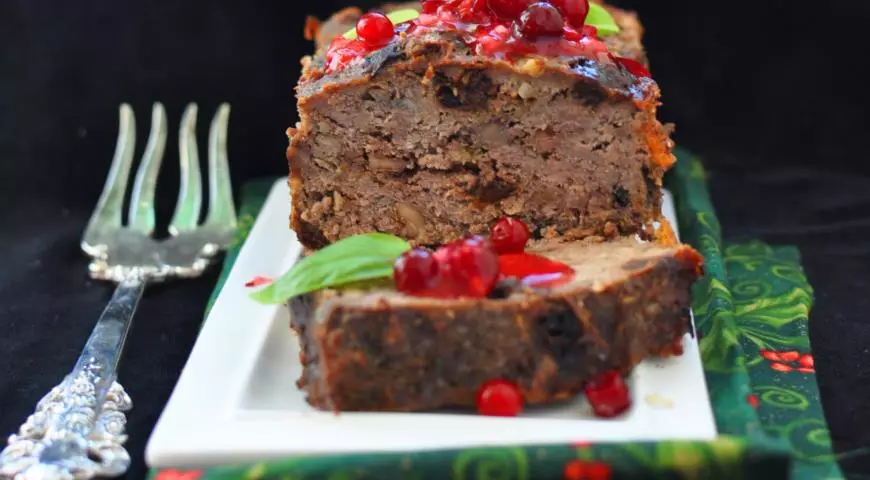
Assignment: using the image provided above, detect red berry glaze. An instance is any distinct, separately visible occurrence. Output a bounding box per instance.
[490,216,531,254]
[356,12,395,47]
[614,56,652,78]
[433,236,500,298]
[584,371,631,418]
[499,253,574,287]
[487,0,531,19]
[550,0,589,29]
[421,0,446,13]
[477,379,523,416]
[324,37,369,71]
[394,248,439,295]
[517,2,565,40]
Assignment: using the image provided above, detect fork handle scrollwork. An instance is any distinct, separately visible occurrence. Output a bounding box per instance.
[0,271,145,479]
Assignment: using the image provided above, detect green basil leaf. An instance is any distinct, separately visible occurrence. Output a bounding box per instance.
[343,9,421,40]
[587,3,620,36]
[250,233,411,304]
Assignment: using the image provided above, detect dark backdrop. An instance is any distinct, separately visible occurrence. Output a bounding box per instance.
[2,0,869,478]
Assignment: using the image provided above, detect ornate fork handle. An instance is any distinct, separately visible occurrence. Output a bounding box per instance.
[0,271,145,479]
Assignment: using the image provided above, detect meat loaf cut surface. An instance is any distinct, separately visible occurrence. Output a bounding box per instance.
[290,238,703,412]
[289,2,676,250]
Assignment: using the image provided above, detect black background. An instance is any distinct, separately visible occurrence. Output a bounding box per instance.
[2,0,869,478]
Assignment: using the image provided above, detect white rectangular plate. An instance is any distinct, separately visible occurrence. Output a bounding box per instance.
[146,179,717,468]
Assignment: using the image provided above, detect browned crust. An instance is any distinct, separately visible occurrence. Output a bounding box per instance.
[290,244,703,412]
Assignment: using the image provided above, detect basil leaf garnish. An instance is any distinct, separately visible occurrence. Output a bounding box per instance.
[250,233,411,304]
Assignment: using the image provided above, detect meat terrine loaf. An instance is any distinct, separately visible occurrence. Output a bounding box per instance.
[291,237,702,412]
[289,1,676,250]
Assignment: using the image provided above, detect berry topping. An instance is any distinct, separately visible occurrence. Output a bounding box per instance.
[487,0,531,19]
[550,0,589,29]
[490,217,531,254]
[324,37,369,71]
[421,0,446,14]
[584,371,631,418]
[499,253,574,287]
[394,248,439,295]
[614,56,652,78]
[433,236,500,298]
[517,2,565,40]
[476,379,524,416]
[356,12,395,47]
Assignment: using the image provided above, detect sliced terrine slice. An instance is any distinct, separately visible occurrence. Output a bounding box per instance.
[290,237,703,412]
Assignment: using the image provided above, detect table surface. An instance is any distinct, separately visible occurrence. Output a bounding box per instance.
[2,0,869,478]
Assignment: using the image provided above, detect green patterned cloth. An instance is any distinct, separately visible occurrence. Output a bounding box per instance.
[149,149,841,480]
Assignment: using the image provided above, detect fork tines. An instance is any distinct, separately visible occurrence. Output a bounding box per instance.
[82,103,237,257]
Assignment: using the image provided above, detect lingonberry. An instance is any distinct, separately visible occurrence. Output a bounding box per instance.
[356,12,395,47]
[476,379,524,416]
[490,216,531,254]
[394,248,439,295]
[517,2,565,40]
[433,236,500,298]
[584,371,631,418]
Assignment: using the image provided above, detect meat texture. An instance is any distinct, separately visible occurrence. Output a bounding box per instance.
[289,3,675,249]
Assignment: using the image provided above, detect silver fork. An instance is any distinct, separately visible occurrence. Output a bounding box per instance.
[0,103,237,479]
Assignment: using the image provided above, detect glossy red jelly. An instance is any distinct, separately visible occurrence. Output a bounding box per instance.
[499,252,574,288]
[614,56,652,78]
[550,0,589,29]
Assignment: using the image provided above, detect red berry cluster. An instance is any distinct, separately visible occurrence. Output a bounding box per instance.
[324,13,397,71]
[393,216,531,298]
[473,370,632,418]
[422,0,590,40]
